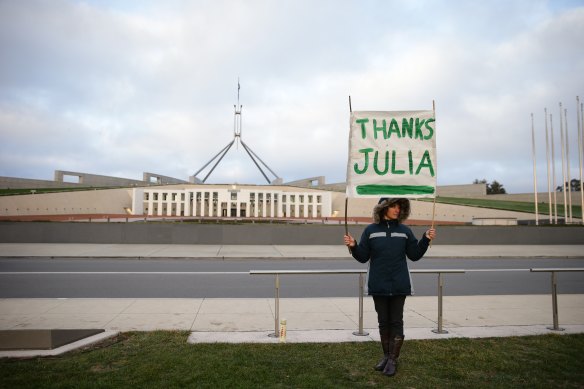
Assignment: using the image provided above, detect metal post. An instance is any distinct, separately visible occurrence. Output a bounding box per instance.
[550,114,558,224]
[531,113,539,225]
[548,271,565,331]
[565,108,573,223]
[544,108,553,224]
[268,273,281,338]
[353,273,369,336]
[432,273,448,334]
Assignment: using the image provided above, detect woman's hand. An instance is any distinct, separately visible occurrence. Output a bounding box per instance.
[425,228,436,240]
[343,234,356,248]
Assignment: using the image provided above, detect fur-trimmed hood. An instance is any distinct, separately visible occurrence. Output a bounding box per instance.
[373,198,411,223]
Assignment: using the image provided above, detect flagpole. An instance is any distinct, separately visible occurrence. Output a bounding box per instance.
[559,103,568,224]
[579,96,584,225]
[531,113,539,226]
[550,113,558,223]
[545,108,552,224]
[565,107,573,223]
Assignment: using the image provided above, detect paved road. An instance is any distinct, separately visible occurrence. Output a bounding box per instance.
[1,257,583,298]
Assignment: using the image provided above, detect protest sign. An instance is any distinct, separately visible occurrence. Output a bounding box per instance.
[346,110,436,198]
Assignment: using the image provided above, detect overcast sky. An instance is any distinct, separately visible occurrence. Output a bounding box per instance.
[1,0,583,193]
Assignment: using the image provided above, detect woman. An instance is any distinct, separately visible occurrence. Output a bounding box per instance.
[343,197,436,377]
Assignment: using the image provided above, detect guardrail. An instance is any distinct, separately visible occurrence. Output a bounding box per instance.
[251,268,584,338]
[250,269,465,338]
[530,268,584,331]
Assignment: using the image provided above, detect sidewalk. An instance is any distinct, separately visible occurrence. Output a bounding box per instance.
[1,243,584,258]
[1,295,583,357]
[1,243,583,357]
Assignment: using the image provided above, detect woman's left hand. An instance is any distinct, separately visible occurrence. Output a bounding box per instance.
[425,228,436,240]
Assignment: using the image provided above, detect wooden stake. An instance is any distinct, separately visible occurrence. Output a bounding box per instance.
[431,100,437,244]
[345,96,352,252]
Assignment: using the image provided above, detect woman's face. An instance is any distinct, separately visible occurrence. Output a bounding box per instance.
[384,204,401,220]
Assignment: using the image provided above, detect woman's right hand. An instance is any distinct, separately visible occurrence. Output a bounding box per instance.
[343,234,356,248]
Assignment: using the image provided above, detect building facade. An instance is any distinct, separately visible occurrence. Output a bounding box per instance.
[132,185,332,218]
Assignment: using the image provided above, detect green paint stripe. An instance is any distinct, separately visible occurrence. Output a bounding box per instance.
[356,185,435,196]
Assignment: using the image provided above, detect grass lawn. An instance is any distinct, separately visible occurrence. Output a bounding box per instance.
[1,332,583,388]
[427,197,582,219]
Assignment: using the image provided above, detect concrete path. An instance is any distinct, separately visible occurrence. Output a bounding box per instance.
[0,295,582,355]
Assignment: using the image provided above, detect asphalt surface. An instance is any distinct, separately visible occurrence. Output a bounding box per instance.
[1,257,584,298]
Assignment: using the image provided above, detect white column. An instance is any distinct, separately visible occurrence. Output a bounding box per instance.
[195,192,201,216]
[203,192,208,217]
[157,191,163,216]
[312,197,317,218]
[274,193,280,218]
[184,191,190,216]
[166,192,173,216]
[147,192,154,216]
[254,193,258,217]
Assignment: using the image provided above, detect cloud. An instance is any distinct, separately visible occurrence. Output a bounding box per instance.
[0,0,582,194]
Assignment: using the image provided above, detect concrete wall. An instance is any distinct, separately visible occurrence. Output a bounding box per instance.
[0,176,82,190]
[437,183,486,197]
[0,189,133,216]
[143,172,188,185]
[54,171,145,187]
[312,183,488,197]
[1,222,582,245]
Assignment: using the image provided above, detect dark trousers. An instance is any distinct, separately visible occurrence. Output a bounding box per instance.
[373,295,406,337]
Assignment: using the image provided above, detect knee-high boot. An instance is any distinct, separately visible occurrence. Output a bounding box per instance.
[382,335,404,376]
[374,331,393,371]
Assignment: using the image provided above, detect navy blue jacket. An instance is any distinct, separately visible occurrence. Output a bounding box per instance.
[351,219,430,296]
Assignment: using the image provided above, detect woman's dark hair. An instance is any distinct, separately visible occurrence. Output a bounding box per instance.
[372,198,411,223]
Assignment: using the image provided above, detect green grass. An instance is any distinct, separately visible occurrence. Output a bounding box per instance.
[426,196,582,219]
[1,332,583,388]
[0,187,112,196]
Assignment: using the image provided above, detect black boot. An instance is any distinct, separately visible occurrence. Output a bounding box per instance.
[382,335,404,377]
[374,331,393,371]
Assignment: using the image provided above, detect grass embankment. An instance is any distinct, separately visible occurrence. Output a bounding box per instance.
[429,197,582,219]
[1,332,583,388]
[0,187,109,196]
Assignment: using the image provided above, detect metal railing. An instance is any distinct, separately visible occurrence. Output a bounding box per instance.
[530,268,584,331]
[249,269,465,337]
